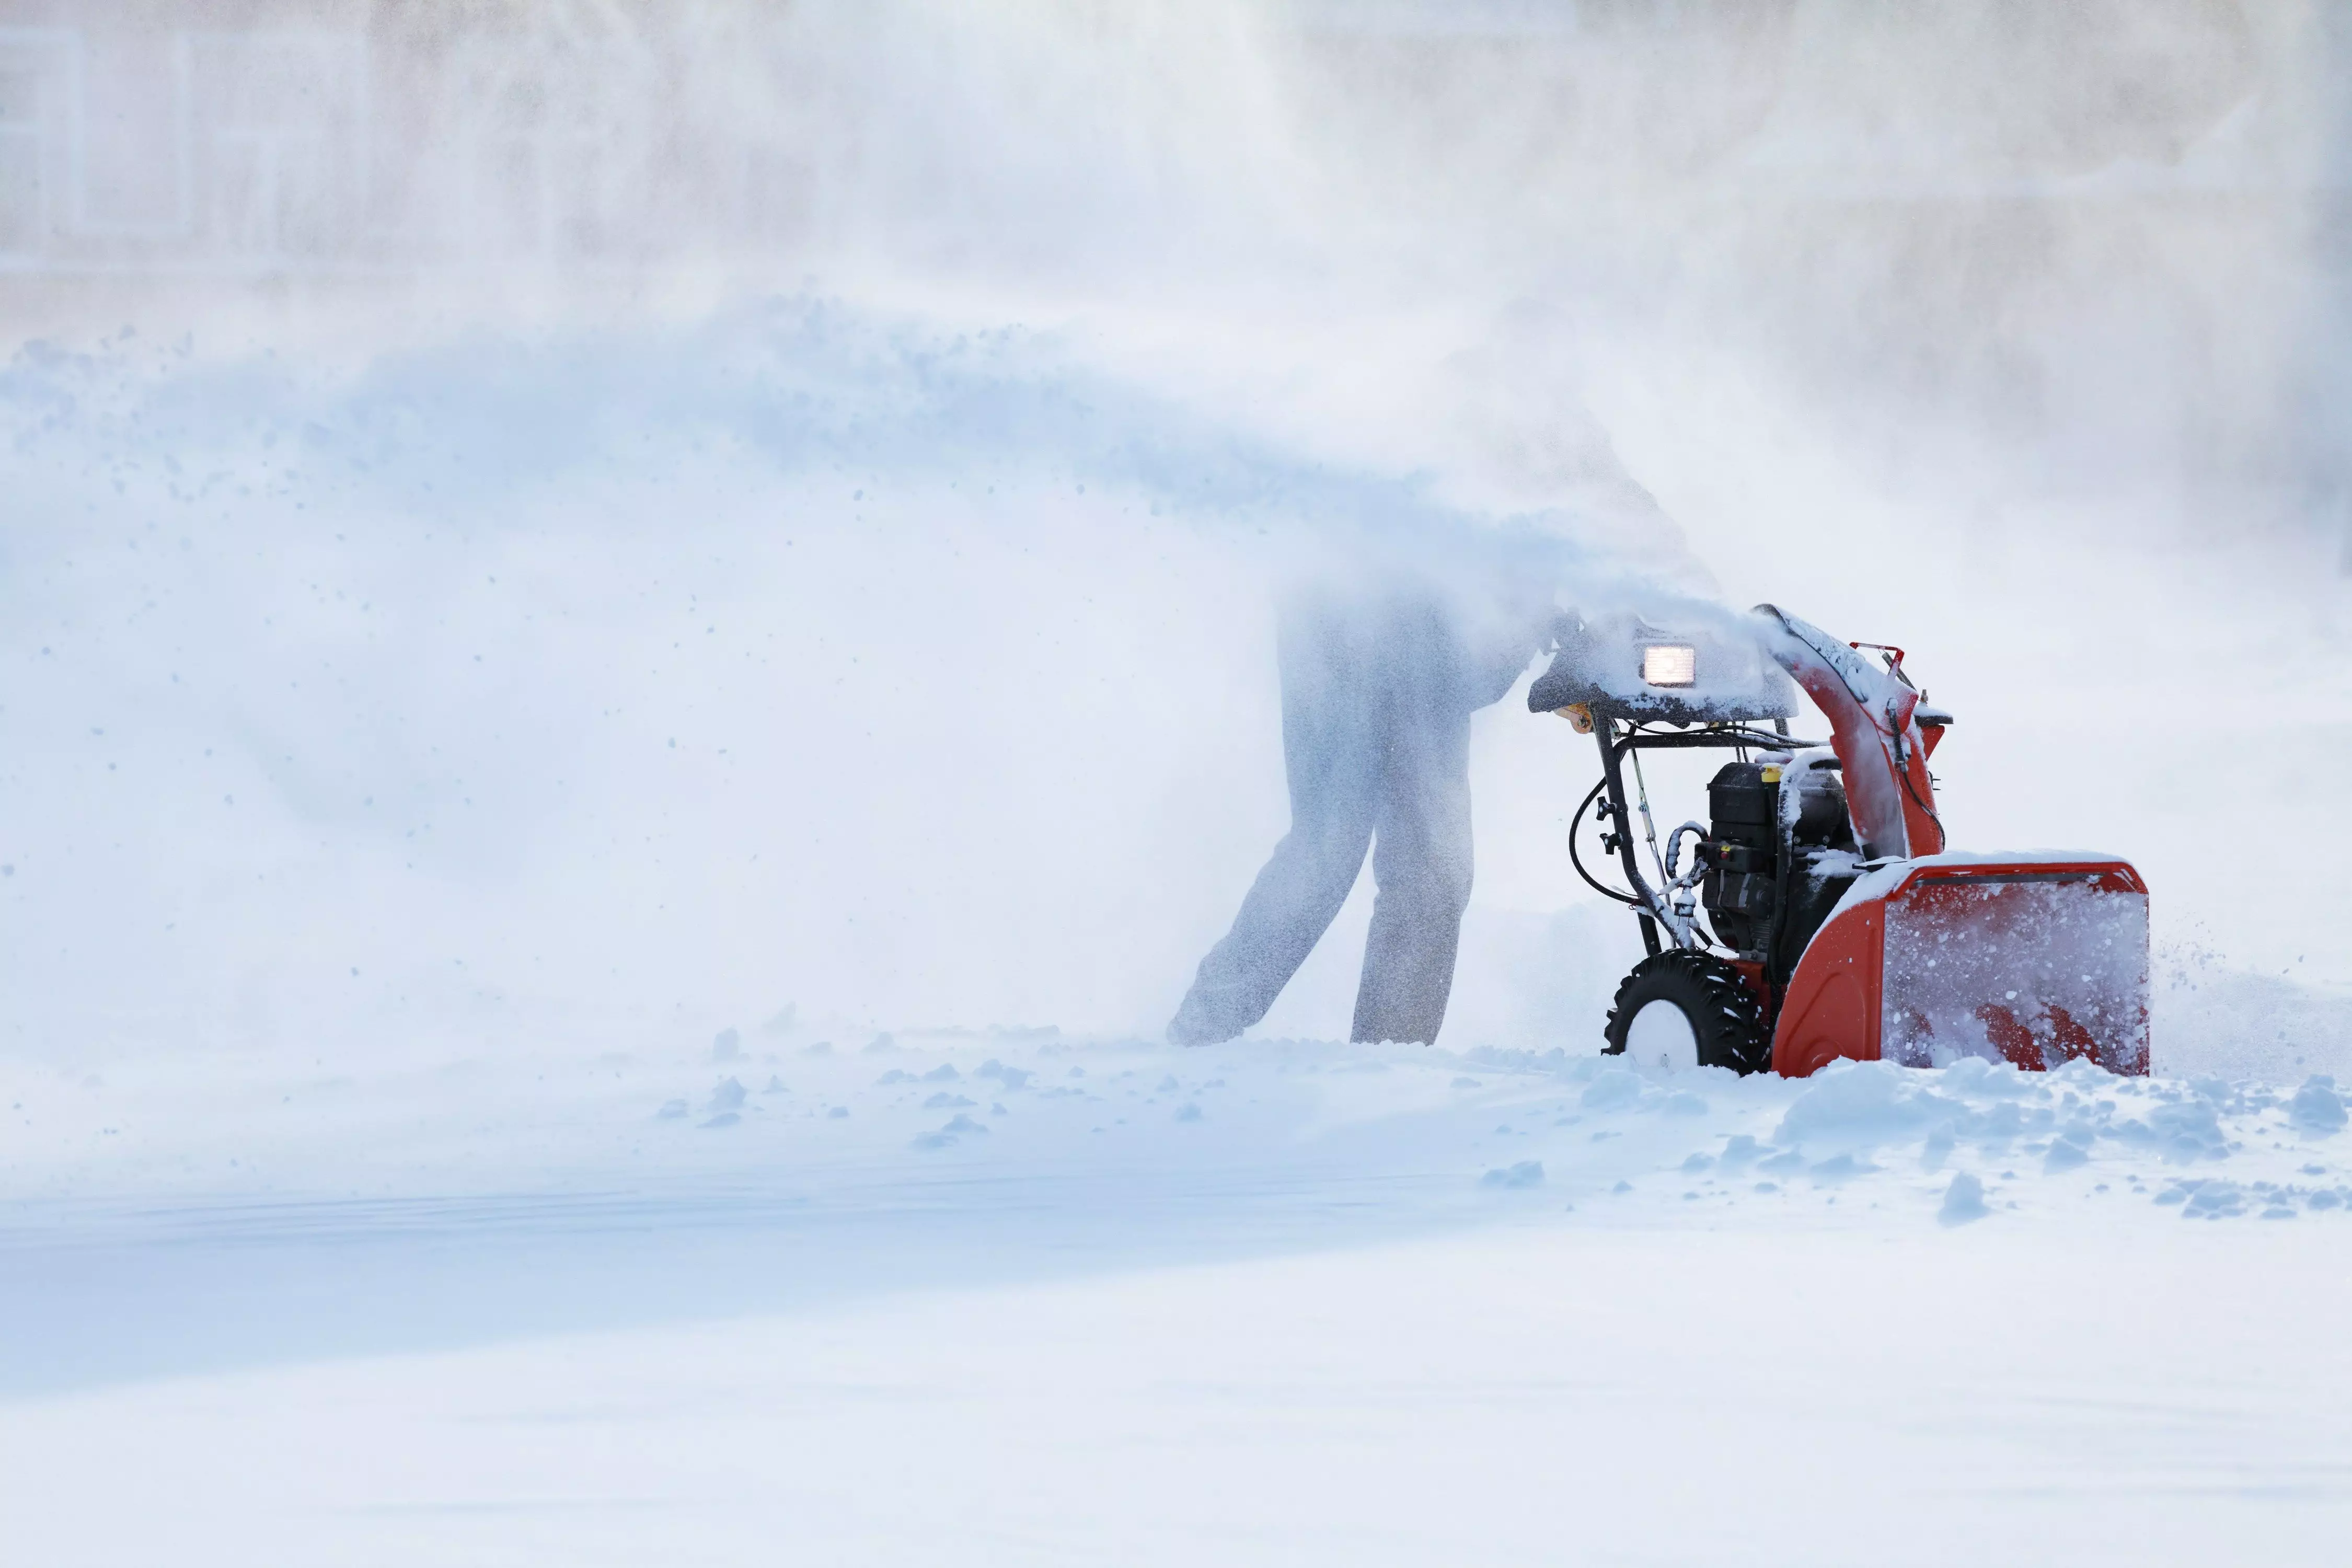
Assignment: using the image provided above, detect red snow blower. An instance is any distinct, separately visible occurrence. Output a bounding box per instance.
[1528,605,2148,1077]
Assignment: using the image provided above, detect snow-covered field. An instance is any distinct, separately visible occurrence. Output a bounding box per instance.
[10,6,2352,1562]
[11,316,2352,1560]
[8,1023,2352,1563]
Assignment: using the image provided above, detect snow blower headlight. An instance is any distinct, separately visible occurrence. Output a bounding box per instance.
[1641,643,1698,688]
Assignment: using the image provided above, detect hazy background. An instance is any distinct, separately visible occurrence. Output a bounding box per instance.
[5,0,2350,1071]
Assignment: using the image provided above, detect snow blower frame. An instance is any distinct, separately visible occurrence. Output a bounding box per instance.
[1530,606,2149,1078]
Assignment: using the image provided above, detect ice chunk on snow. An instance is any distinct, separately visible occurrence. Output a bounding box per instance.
[708,1077,746,1113]
[924,1092,975,1110]
[656,1099,688,1120]
[712,1029,741,1063]
[1480,1161,1544,1190]
[1174,1103,1203,1123]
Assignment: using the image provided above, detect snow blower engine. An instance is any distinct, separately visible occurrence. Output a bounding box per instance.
[1529,605,2148,1077]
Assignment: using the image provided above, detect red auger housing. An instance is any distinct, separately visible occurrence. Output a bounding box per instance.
[1529,605,2149,1077]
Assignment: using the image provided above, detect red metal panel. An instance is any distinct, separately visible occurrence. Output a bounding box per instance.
[1768,855,2151,1078]
[1880,858,2149,1076]
[1770,898,1884,1077]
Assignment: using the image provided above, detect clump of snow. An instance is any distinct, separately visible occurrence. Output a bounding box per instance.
[1807,1153,1872,1185]
[2043,1125,2093,1173]
[1940,1172,1989,1225]
[1774,1061,1947,1148]
[1581,1069,1641,1111]
[2290,1076,2346,1136]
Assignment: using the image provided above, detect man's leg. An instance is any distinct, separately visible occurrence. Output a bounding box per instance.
[1168,597,1381,1045]
[1351,604,1478,1045]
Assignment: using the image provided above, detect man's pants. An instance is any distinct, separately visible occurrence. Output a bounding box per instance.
[1169,588,1478,1046]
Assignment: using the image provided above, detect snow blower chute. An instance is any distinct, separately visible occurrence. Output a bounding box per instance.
[1530,605,2148,1077]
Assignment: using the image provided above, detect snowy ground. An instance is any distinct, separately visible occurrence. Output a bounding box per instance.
[9,177,2352,1568]
[7,1027,2351,1564]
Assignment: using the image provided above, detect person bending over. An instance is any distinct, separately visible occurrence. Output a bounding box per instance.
[1168,570,1548,1046]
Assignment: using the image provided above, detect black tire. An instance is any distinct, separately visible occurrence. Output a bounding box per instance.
[1602,950,1772,1075]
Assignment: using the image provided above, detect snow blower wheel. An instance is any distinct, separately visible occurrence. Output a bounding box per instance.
[1602,951,1771,1075]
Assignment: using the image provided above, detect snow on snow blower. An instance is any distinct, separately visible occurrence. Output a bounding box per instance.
[1529,605,2148,1078]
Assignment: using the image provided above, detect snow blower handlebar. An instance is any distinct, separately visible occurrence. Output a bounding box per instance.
[1582,719,1793,956]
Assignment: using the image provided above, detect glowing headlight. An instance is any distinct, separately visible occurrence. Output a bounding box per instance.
[1641,643,1697,688]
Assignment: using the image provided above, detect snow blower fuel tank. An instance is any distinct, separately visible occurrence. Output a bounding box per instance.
[1536,604,2149,1078]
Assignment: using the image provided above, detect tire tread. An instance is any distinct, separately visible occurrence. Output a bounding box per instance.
[1601,950,1772,1075]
